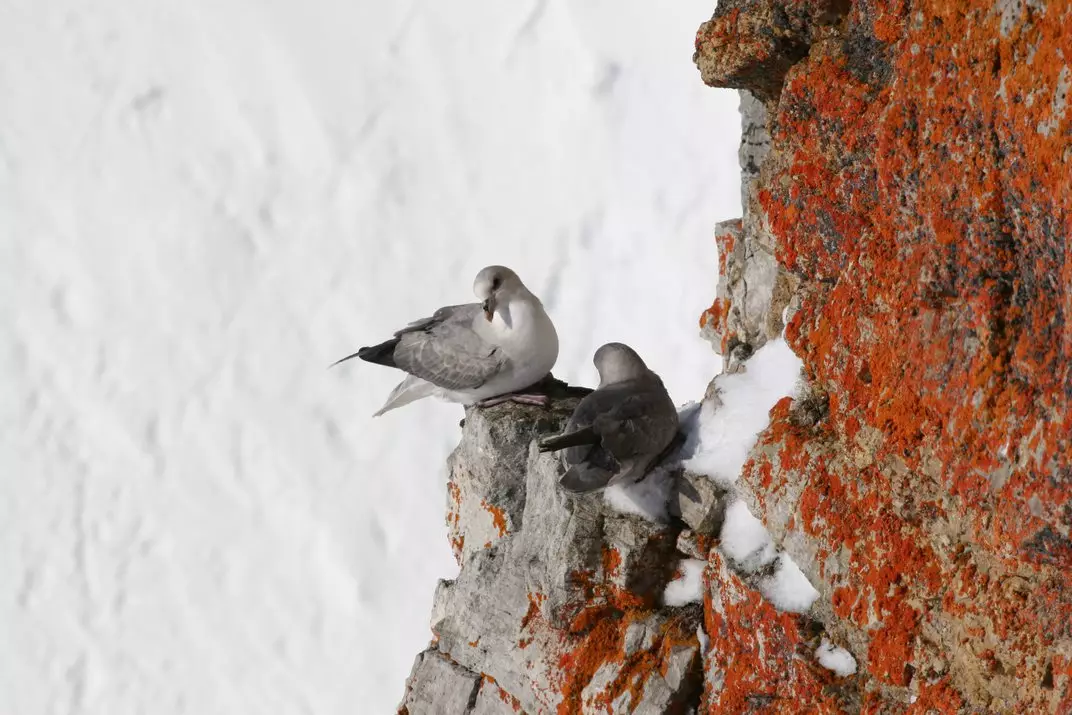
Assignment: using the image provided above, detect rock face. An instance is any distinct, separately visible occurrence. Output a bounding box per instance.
[401,1,1070,712]
[399,397,716,714]
[696,0,1071,711]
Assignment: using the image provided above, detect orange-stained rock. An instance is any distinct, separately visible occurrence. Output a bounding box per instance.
[405,398,710,713]
[697,0,1071,711]
[702,549,852,712]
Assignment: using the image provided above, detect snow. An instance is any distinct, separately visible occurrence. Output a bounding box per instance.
[682,339,804,485]
[720,500,818,614]
[760,553,820,614]
[816,638,858,677]
[663,559,707,606]
[675,338,816,613]
[719,499,778,572]
[604,466,676,523]
[696,625,710,654]
[3,1,740,713]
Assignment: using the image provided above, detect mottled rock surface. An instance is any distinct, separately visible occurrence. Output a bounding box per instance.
[696,0,1071,711]
[401,397,711,714]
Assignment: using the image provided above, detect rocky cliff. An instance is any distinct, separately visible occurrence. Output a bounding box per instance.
[400,0,1071,712]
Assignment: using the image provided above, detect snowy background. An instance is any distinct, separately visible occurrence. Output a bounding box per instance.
[2,1,741,713]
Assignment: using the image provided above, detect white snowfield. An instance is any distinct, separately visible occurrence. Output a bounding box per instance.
[2,1,740,714]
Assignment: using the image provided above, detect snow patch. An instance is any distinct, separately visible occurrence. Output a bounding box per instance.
[603,465,675,523]
[682,339,803,486]
[719,499,777,572]
[663,559,706,606]
[720,500,818,614]
[759,553,819,614]
[815,638,858,677]
[696,625,710,654]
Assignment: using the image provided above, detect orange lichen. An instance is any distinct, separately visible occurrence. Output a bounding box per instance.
[520,591,546,633]
[481,676,523,713]
[697,0,1070,708]
[480,499,509,538]
[602,545,622,580]
[700,550,843,713]
[446,481,465,562]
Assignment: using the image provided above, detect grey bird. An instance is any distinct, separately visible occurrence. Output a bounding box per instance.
[538,342,679,493]
[332,266,559,416]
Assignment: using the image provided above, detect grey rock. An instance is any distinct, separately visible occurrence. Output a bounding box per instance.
[470,679,524,715]
[739,90,770,207]
[671,470,730,536]
[405,399,704,714]
[398,649,481,715]
[701,89,797,362]
[446,399,577,564]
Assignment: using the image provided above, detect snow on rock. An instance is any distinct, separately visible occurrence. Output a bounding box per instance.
[695,625,710,655]
[718,498,777,571]
[603,464,676,523]
[663,559,706,606]
[758,553,819,614]
[719,499,817,614]
[815,638,858,677]
[681,338,802,486]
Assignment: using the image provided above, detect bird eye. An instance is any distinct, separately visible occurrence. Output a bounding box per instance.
[491,277,502,290]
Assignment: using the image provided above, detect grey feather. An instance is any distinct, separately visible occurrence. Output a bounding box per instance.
[389,303,508,390]
[551,363,679,493]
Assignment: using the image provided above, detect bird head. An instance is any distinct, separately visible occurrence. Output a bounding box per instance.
[473,265,523,322]
[593,342,648,386]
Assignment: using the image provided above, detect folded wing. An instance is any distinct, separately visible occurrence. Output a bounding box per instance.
[391,304,507,391]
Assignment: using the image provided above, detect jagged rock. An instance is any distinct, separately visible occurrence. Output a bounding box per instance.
[470,678,524,715]
[693,0,848,101]
[399,649,481,715]
[699,216,796,364]
[411,400,704,713]
[670,470,729,536]
[701,549,858,712]
[737,90,769,207]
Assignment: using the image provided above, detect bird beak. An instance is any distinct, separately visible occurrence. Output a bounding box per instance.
[482,298,494,322]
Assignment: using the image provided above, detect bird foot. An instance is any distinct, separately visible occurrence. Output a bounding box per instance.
[476,393,551,409]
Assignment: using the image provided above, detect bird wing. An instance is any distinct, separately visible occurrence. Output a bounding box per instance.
[391,303,507,390]
[563,377,678,466]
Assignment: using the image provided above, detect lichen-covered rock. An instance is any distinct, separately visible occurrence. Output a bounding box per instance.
[401,398,715,714]
[693,0,849,101]
[701,549,855,713]
[696,0,1072,711]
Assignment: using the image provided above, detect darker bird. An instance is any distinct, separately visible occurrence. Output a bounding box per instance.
[539,342,679,493]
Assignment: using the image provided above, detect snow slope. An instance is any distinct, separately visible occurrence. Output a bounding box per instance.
[1,1,740,713]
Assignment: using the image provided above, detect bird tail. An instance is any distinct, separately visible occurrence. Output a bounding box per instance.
[331,338,400,369]
[538,427,600,453]
[373,375,437,416]
[558,463,615,493]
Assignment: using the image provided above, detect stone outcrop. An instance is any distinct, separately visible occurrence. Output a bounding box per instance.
[401,0,1070,712]
[399,396,714,714]
[696,0,1071,711]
